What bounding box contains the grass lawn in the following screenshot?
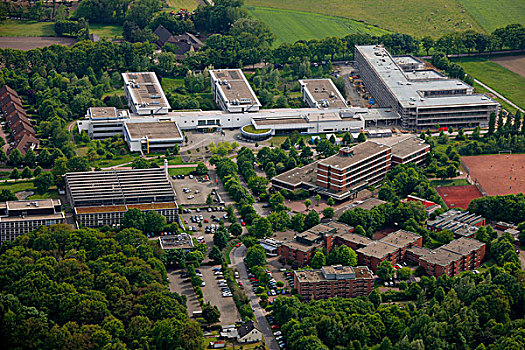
[247,6,388,46]
[169,167,196,176]
[0,20,55,37]
[167,156,185,165]
[430,178,470,187]
[89,24,123,39]
[245,0,483,38]
[165,0,200,12]
[242,124,270,134]
[452,57,525,110]
[471,81,517,114]
[161,78,184,91]
[94,154,137,168]
[28,190,60,200]
[0,180,35,193]
[456,0,525,33]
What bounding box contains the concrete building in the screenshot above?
[123,121,184,153]
[0,199,65,243]
[159,233,194,252]
[427,209,485,239]
[417,237,486,277]
[81,107,130,139]
[210,69,261,113]
[300,79,347,109]
[355,45,499,129]
[123,72,170,115]
[316,141,392,200]
[294,265,374,300]
[356,230,423,271]
[65,167,177,227]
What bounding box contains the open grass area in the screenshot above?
[242,124,270,134]
[247,6,388,46]
[89,24,123,39]
[430,178,470,187]
[168,167,196,176]
[94,154,137,168]
[456,0,525,33]
[167,156,185,165]
[0,20,55,37]
[245,0,483,38]
[161,78,184,91]
[165,0,200,12]
[453,57,525,110]
[0,180,35,193]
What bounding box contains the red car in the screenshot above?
[238,281,243,286]
[204,219,209,223]
[271,325,280,330]
[241,221,246,226]
[236,243,242,247]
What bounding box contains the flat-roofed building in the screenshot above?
[271,161,318,192]
[294,265,374,300]
[210,69,261,113]
[316,141,391,200]
[427,209,485,239]
[124,121,184,152]
[300,79,348,109]
[355,45,499,129]
[0,199,65,243]
[66,167,177,227]
[81,107,131,139]
[123,72,170,115]
[418,237,486,277]
[388,136,430,166]
[159,233,194,252]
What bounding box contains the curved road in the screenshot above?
[230,245,279,350]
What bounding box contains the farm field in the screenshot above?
[0,20,55,37]
[0,36,76,50]
[453,57,525,110]
[90,24,123,39]
[247,6,388,46]
[490,56,525,78]
[456,0,525,33]
[245,0,483,38]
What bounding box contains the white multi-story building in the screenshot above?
[123,72,171,115]
[210,69,261,113]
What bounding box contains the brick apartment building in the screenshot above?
[416,237,486,277]
[294,265,374,300]
[356,230,423,271]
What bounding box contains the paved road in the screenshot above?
[230,245,279,350]
[474,79,524,113]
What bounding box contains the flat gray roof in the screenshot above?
[318,141,389,170]
[210,69,261,108]
[356,45,498,108]
[66,168,175,207]
[122,72,170,109]
[253,116,307,126]
[380,229,421,248]
[272,161,318,187]
[125,121,182,140]
[389,137,429,158]
[421,247,463,266]
[300,79,348,108]
[357,241,398,259]
[5,199,60,211]
[88,107,118,119]
[0,212,65,222]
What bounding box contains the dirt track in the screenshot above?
[491,55,525,78]
[0,36,76,50]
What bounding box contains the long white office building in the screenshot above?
[355,45,499,129]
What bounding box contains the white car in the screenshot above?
[187,195,194,200]
[201,282,206,287]
[274,331,282,336]
[189,175,194,179]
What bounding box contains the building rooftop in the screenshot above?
[404,70,445,81]
[281,239,318,253]
[253,116,307,126]
[335,232,373,246]
[66,168,175,207]
[421,247,463,266]
[88,107,118,119]
[440,237,485,256]
[125,121,182,140]
[122,72,170,110]
[210,69,261,109]
[300,79,348,108]
[428,210,485,233]
[324,221,355,234]
[380,229,421,248]
[357,241,398,259]
[0,212,65,222]
[74,201,177,215]
[271,161,318,187]
[318,141,389,170]
[4,199,60,211]
[354,198,386,211]
[356,45,498,109]
[306,224,334,236]
[295,265,373,283]
[159,234,194,250]
[389,137,429,158]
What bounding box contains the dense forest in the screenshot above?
[0,225,203,349]
[272,266,524,350]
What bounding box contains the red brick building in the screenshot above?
[390,137,430,166]
[417,237,486,277]
[294,265,374,300]
[356,230,423,272]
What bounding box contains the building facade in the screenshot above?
[294,265,374,300]
[0,199,65,243]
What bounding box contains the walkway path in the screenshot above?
[474,79,524,113]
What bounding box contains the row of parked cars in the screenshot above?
[267,316,286,349]
[284,271,295,289]
[213,267,232,297]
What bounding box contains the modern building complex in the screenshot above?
[210,69,261,113]
[159,233,194,251]
[0,85,39,155]
[123,72,171,115]
[355,45,499,129]
[272,138,429,200]
[123,121,184,153]
[294,265,374,300]
[0,199,65,243]
[415,237,486,277]
[356,230,423,271]
[427,209,485,239]
[300,79,348,109]
[65,167,178,227]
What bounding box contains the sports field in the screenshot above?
[454,57,525,111]
[462,154,525,196]
[436,185,483,209]
[245,0,483,38]
[456,0,525,33]
[247,7,388,46]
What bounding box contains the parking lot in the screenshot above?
[200,265,241,325]
[172,175,220,206]
[167,268,201,317]
[180,207,229,237]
